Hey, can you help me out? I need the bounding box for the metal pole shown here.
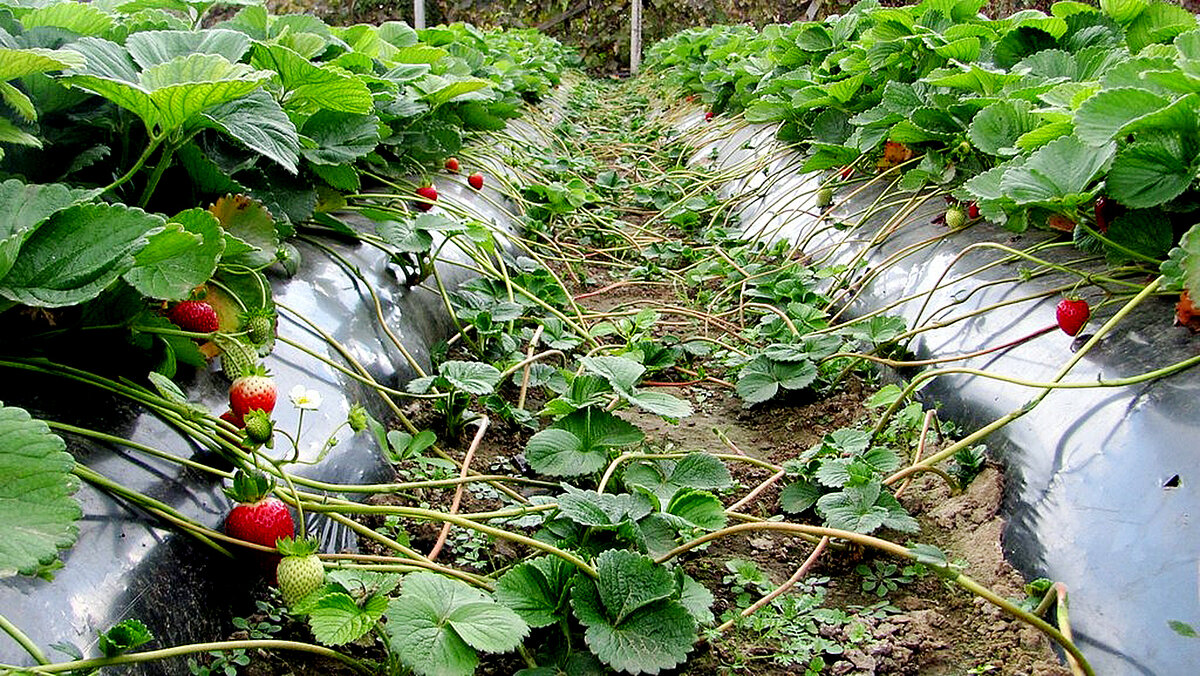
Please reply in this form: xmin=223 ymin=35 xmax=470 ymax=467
xmin=414 ymin=0 xmax=425 ymax=30
xmin=630 ymin=0 xmax=642 ymax=74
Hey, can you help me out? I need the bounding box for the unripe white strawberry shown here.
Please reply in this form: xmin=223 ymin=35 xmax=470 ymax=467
xmin=276 ymin=536 xmax=324 ymax=608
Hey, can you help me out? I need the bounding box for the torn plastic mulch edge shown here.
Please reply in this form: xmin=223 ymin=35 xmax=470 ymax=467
xmin=686 ymin=113 xmax=1200 ymax=676
xmin=0 ymin=101 xmax=563 ymax=672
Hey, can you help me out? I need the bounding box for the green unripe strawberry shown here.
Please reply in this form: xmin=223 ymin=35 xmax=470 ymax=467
xmin=276 ymin=537 xmax=324 ymax=608
xmin=241 ymin=310 xmax=275 ymax=345
xmin=347 ymin=403 xmax=369 ymax=433
xmin=945 ymin=207 xmax=966 ymax=229
xmin=242 ymin=409 xmax=274 ymax=448
xmin=216 ymin=335 xmax=258 ymax=380
xmin=815 ymin=187 xmax=833 ymax=208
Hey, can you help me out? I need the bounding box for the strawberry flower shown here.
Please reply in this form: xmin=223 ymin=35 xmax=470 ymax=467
xmin=288 ymin=385 xmax=322 ymax=411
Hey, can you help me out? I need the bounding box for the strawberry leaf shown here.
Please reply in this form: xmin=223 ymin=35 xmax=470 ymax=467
xmin=0 ymin=179 xmax=99 ymax=280
xmin=125 ymin=208 xmax=224 ymax=301
xmin=0 ymin=405 xmax=81 ymax=578
xmin=385 ymin=572 xmax=528 ymax=676
xmin=308 ymin=592 xmax=387 ymax=646
xmin=0 ymin=202 xmax=162 ymax=307
xmin=570 ymin=553 xmax=696 ymax=675
xmin=495 ymin=556 xmax=574 ymax=628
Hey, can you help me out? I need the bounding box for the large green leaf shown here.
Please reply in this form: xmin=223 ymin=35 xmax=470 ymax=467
xmin=526 ymin=407 xmax=643 ymax=477
xmin=624 ymin=453 xmax=732 ymax=506
xmin=416 ymin=74 xmax=493 ymax=106
xmin=250 ymin=43 xmax=373 ymax=114
xmin=0 ymin=47 xmax=85 ymax=82
xmin=736 ymin=356 xmax=818 ymax=404
xmin=126 ymin=29 xmax=252 ymax=69
xmin=436 ymin=360 xmax=500 ymax=395
xmin=570 ymin=553 xmax=696 ymax=675
xmin=495 ymin=556 xmax=573 ymax=628
xmin=124 ymin=208 xmax=223 ymax=300
xmin=0 ymin=202 xmax=163 ymax=307
xmin=22 ymin=1 xmax=113 ymax=36
xmin=385 ymin=572 xmax=528 ymax=676
xmin=1074 ymin=88 xmax=1171 ymax=145
xmin=1106 ymin=140 xmax=1195 ymax=208
xmin=0 ymin=404 xmax=81 ymax=577
xmin=300 ymin=110 xmax=381 ymax=166
xmin=62 ymin=43 xmax=272 ymax=135
xmin=968 ymin=99 xmax=1040 ymax=157
xmin=0 ymin=179 xmax=98 ymax=280
xmin=999 ymin=135 xmax=1114 ymax=205
xmin=201 ymin=89 xmax=300 ymax=173
xmin=557 ymin=485 xmax=652 ymax=528
xmin=308 ymin=593 xmax=388 ymax=646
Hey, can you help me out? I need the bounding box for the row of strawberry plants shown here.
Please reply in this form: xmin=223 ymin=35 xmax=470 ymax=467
xmin=0 ymin=0 xmax=567 ymax=338
xmin=644 ymin=0 xmax=1200 ymax=309
xmin=0 ymin=0 xmax=577 ymax=672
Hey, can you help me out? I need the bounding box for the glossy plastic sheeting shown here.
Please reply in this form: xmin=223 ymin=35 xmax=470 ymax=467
xmin=687 ymin=113 xmax=1200 ymax=675
xmin=0 ymin=107 xmax=556 ymax=671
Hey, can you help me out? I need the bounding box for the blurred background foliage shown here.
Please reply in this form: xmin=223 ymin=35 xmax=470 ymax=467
xmin=266 ymin=0 xmax=1200 ymax=73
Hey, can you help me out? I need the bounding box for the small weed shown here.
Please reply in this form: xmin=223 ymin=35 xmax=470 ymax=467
xmin=855 ymin=560 xmax=924 ymax=597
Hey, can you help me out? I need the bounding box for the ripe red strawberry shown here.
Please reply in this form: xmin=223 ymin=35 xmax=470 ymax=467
xmin=224 ymin=471 xmax=294 ymax=551
xmin=168 ymin=300 xmax=218 ymax=333
xmin=967 ymin=202 xmax=980 ymax=220
xmin=276 ymin=537 xmax=324 ymax=608
xmin=839 ymin=165 xmax=854 ymax=180
xmin=444 ymin=157 xmax=460 ymax=173
xmin=230 ymin=366 xmax=276 ymax=419
xmin=468 ymin=172 xmax=484 ymax=190
xmin=415 ymin=185 xmax=438 ymax=211
xmin=1056 ymin=297 xmax=1090 ymax=336
xmin=704 ymin=111 xmax=714 ymax=121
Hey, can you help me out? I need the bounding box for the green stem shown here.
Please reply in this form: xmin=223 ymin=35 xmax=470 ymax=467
xmin=99 ymin=135 xmax=162 ymax=197
xmin=11 ymin=639 xmax=368 ymax=674
xmin=0 ymin=612 xmax=47 ymax=666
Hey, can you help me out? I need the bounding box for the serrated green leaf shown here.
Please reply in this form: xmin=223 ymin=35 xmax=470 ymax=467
xmin=0 ymin=203 xmax=162 ymax=307
xmin=968 ymin=100 xmax=1040 ymax=157
xmin=0 ymin=48 xmax=86 ymax=82
xmin=23 ymin=2 xmax=113 ymax=36
xmin=1106 ymin=141 xmax=1195 ymax=209
xmin=125 ymin=208 xmax=223 ymax=301
xmin=527 ymin=428 xmax=604 ymax=477
xmin=447 ymin=602 xmax=528 ymax=652
xmin=385 ymin=572 xmax=526 ymax=676
xmin=1104 ymin=209 xmax=1173 ymax=263
xmin=665 ymin=488 xmax=726 ymax=531
xmin=126 ymin=29 xmax=251 ymax=69
xmin=677 ymin=573 xmax=714 ymax=626
xmin=571 ymin=578 xmax=695 ymax=675
xmin=999 ymin=135 xmax=1113 ymax=205
xmin=625 ymin=453 xmax=732 ymax=506
xmin=495 ymin=556 xmax=573 ymax=628
xmin=1074 ymin=88 xmax=1171 ymax=146
xmin=0 ymin=179 xmax=98 ymax=280
xmin=579 ymin=355 xmax=644 ymax=392
xmin=307 ymin=593 xmax=386 ymax=645
xmin=736 ymin=356 xmax=818 ymax=404
xmin=210 ymin=194 xmax=279 ymax=269
xmin=623 ymin=389 xmax=693 ymax=419
xmin=438 ymin=360 xmax=501 ymax=395
xmin=0 ymin=405 xmax=81 ymax=577
xmin=201 ymin=89 xmax=300 ymax=173
xmin=98 ymin=619 xmax=152 ymax=658
xmin=300 ymin=110 xmax=380 ymax=166
xmin=595 ymin=549 xmax=675 ymax=624
xmin=250 ymin=43 xmax=373 ymax=114
xmin=780 ymin=479 xmax=821 ymax=514
xmin=557 ymin=484 xmax=652 ymax=528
